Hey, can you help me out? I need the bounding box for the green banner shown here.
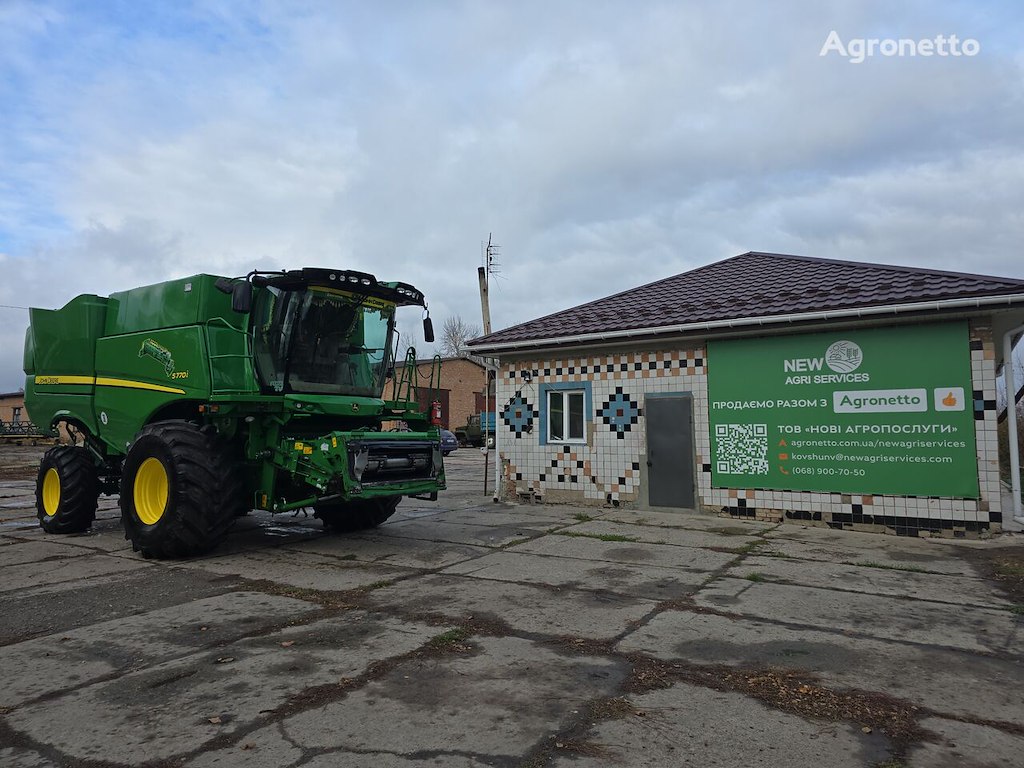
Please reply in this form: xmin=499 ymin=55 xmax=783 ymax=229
xmin=707 ymin=322 xmax=979 ymax=497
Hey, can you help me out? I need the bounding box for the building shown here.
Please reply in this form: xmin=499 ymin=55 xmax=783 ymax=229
xmin=467 ymin=252 xmax=1024 ymax=537
xmin=0 ymin=391 xmax=26 ymax=423
xmin=385 ymin=356 xmax=488 ymax=431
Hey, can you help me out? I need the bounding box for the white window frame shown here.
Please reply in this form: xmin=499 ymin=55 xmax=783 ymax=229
xmin=547 ymin=388 xmax=586 ymax=443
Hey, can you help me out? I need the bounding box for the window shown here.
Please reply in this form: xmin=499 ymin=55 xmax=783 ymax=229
xmin=548 ymin=389 xmax=586 ymax=442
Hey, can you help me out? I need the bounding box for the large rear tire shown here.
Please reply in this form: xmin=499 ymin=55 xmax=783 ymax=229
xmin=35 ymin=446 xmax=100 ymax=534
xmin=119 ymin=421 xmax=241 ymax=559
xmin=313 ymin=496 xmax=400 ymax=532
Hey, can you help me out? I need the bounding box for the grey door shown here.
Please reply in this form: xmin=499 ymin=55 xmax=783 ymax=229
xmin=646 ymin=395 xmax=695 ymax=508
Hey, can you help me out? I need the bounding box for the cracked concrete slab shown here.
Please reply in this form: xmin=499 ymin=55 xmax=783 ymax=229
xmin=907 ymin=716 xmax=1024 ymax=767
xmin=282 ymin=635 xmax=627 ymax=759
xmin=0 ymin=539 xmax=92 ymax=566
xmin=442 ymin=549 xmax=709 ymax=599
xmin=282 ymin=532 xmax=492 ymax=570
xmin=0 ymin=748 xmax=59 ymax=768
xmin=175 ymin=548 xmax=419 ymax=591
xmin=565 ymin=519 xmax=762 ymax=550
xmin=697 ymin=577 xmax=1021 ymax=653
xmin=512 ymin=531 xmax=739 ymax=571
xmin=300 ymin=754 xmax=480 ymax=767
xmin=0 ymin=551 xmax=150 ymax=593
xmin=183 ymin=723 xmax=303 ymax=767
xmin=0 ymin=591 xmax=319 ymax=707
xmin=429 ymin=506 xmax=579 ymax=527
xmin=365 ymin=573 xmax=658 ymax=639
xmin=762 ymin=527 xmax=982 ymax=576
xmin=383 ymin=518 xmax=551 ymax=548
xmin=6 ymin=612 xmax=439 ymax=764
xmin=616 ymin=610 xmax=1024 ymax=724
xmin=728 ymin=554 xmax=1012 ymax=607
xmin=604 ymin=508 xmax=777 ymax=533
xmin=548 ymin=682 xmax=881 ymax=768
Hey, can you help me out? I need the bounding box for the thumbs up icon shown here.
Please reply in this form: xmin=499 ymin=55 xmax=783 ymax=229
xmin=934 ymin=387 xmax=965 ymax=412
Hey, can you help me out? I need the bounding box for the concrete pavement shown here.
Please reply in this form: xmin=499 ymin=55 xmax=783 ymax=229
xmin=1 ymin=449 xmax=1023 ymax=767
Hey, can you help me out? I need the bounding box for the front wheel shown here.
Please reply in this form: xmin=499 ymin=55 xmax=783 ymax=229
xmin=36 ymin=446 xmax=100 ymax=534
xmin=313 ymin=496 xmax=400 ymax=532
xmin=120 ymin=421 xmax=240 ymax=559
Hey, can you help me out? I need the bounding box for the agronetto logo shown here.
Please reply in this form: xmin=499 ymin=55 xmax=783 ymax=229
xmin=820 ymin=31 xmax=980 ymax=64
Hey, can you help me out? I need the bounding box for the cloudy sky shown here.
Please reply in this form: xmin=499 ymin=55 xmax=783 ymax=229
xmin=2 ymin=0 xmax=1023 ymax=392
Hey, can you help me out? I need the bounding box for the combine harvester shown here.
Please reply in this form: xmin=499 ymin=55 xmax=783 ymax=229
xmin=23 ymin=268 xmax=445 ymax=558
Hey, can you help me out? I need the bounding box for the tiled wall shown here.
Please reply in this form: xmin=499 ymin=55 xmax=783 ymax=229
xmin=496 ymin=319 xmax=1003 ymax=536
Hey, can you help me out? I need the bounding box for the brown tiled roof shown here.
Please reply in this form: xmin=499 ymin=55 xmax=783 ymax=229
xmin=468 ymin=251 xmax=1024 ymax=350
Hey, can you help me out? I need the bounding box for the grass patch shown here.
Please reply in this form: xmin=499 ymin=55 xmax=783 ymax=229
xmin=572 ymin=512 xmax=595 ymax=522
xmin=427 ymin=627 xmax=473 ymax=650
xmin=997 ymin=562 xmax=1024 ymax=578
xmin=847 ymin=561 xmax=928 ymax=574
xmin=556 ymin=531 xmax=638 ymax=543
xmin=744 ymin=572 xmax=767 ymax=582
xmin=1009 ymin=604 xmax=1024 ymax=615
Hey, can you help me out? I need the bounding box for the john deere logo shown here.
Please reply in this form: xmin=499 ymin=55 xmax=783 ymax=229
xmin=139 ymin=338 xmax=176 ymax=376
xmin=824 ymin=340 xmax=863 ymax=373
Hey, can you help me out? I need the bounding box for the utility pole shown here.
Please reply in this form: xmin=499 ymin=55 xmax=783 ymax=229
xmin=478 ymin=234 xmax=499 ymax=495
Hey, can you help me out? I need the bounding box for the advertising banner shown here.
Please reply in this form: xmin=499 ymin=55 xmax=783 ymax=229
xmin=707 ymin=322 xmax=979 ymax=497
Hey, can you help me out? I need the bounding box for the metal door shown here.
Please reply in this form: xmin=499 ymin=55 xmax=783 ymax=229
xmin=645 ymin=395 xmax=696 ymax=508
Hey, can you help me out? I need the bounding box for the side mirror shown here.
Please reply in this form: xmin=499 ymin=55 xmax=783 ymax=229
xmin=231 ymin=282 xmax=253 ymax=313
xmin=423 ymin=317 xmax=434 ymax=343
xmin=214 ymin=277 xmax=233 ymax=295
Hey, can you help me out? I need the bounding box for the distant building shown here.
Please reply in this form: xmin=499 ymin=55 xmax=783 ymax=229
xmin=386 ymin=356 xmax=488 ymax=431
xmin=0 ymin=392 xmax=26 ymax=423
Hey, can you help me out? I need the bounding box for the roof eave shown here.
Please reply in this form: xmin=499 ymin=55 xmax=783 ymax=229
xmin=467 ymin=293 xmax=1024 ymax=355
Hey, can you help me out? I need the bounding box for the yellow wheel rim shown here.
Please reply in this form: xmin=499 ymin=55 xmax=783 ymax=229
xmin=42 ymin=468 xmax=61 ymax=517
xmin=134 ymin=457 xmax=169 ymax=525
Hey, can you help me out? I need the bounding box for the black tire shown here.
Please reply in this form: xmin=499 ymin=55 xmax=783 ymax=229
xmin=120 ymin=421 xmax=241 ymax=559
xmin=35 ymin=446 xmax=100 ymax=534
xmin=313 ymin=495 xmax=401 ymax=532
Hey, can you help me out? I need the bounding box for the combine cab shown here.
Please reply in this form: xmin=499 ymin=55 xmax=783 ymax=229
xmin=23 ymin=268 xmax=445 ymax=558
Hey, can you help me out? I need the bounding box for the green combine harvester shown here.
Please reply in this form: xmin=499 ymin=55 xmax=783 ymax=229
xmin=23 ymin=268 xmax=445 ymax=558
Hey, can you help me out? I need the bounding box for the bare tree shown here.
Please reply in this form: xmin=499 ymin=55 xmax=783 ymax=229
xmin=439 ymin=315 xmax=481 ymax=358
xmin=397 ymin=324 xmax=420 ymax=362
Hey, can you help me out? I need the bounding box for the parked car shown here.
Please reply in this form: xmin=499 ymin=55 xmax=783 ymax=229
xmin=440 ymin=429 xmax=459 ymax=456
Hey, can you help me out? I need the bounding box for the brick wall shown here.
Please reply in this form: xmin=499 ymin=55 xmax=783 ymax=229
xmin=0 ymin=393 xmax=25 ymax=422
xmin=385 ymin=357 xmax=486 ymax=431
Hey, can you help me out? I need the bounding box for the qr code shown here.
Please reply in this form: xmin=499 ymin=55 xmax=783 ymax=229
xmin=715 ymin=424 xmax=769 ymax=474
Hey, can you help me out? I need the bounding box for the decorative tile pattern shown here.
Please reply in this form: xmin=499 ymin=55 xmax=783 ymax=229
xmin=597 ymin=387 xmax=641 ymax=439
xmin=501 ymin=392 xmax=537 ymax=438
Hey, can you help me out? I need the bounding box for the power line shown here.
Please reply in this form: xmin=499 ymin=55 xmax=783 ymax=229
xmin=0 ymin=304 xmax=30 ymax=310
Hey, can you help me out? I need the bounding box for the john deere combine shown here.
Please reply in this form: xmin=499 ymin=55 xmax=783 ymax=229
xmin=23 ymin=268 xmax=445 ymax=558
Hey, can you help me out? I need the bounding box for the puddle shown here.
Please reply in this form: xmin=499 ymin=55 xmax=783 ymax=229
xmin=257 ymin=524 xmax=320 ymax=538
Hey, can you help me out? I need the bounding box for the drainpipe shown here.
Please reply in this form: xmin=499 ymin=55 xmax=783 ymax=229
xmin=493 ymin=375 xmax=501 ymax=502
xmin=1005 ymin=324 xmax=1024 ymax=523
